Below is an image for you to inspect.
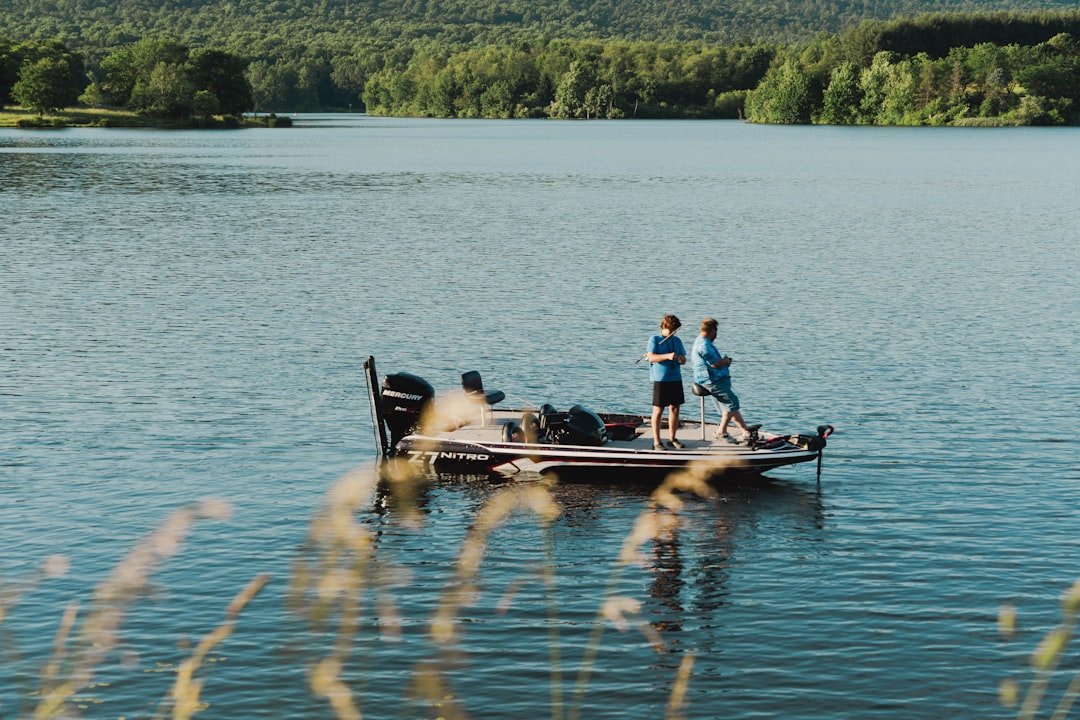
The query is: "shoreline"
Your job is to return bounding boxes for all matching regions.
[0,107,288,129]
[0,107,1046,129]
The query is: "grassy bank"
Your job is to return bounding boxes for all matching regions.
[0,106,273,128]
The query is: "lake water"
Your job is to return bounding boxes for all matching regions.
[1,116,1078,719]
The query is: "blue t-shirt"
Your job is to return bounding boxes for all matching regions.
[692,335,729,384]
[647,334,686,382]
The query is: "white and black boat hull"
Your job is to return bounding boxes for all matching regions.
[364,356,831,482]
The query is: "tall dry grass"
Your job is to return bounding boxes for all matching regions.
[7,448,1077,718]
[999,578,1080,720]
[0,500,238,718]
[3,445,734,719]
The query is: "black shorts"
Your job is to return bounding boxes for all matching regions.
[652,381,684,408]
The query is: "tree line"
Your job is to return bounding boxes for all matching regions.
[2,37,251,120]
[745,12,1080,124]
[2,9,1080,125]
[362,41,773,118]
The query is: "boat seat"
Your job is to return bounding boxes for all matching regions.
[691,384,762,442]
[462,370,505,427]
[538,403,558,435]
[521,412,542,443]
[691,382,711,440]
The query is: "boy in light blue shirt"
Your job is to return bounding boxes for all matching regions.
[645,314,687,450]
[691,317,753,442]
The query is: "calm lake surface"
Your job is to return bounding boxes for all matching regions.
[2,116,1078,719]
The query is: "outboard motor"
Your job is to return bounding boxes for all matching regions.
[555,405,606,446]
[381,372,435,450]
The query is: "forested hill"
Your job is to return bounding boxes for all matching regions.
[3,0,1079,53]
[5,0,1080,125]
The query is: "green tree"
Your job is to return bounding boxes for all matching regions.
[744,60,812,123]
[130,61,193,117]
[99,39,188,107]
[550,60,595,118]
[192,89,220,117]
[818,61,862,123]
[478,79,514,117]
[712,89,746,118]
[0,38,18,107]
[187,48,252,115]
[330,53,373,109]
[879,55,918,124]
[248,58,320,111]
[98,46,140,106]
[858,52,893,123]
[1010,93,1068,125]
[12,55,83,114]
[584,82,616,118]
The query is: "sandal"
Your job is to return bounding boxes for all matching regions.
[667,439,685,450]
[653,442,665,451]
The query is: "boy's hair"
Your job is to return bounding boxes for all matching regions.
[661,314,681,331]
[700,317,718,334]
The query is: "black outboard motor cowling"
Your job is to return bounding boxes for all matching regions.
[381,372,434,450]
[555,405,606,446]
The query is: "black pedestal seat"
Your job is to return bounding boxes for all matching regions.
[461,370,505,426]
[691,382,710,440]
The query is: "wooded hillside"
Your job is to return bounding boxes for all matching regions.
[3,1,1079,125]
[3,0,1078,53]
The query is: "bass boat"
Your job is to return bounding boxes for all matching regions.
[364,356,832,480]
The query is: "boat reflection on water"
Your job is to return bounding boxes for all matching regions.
[368,466,826,648]
[641,477,825,647]
[342,464,830,714]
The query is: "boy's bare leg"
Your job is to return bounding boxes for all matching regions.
[651,406,664,445]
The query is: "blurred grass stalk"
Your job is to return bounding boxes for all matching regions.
[289,466,383,720]
[7,393,753,719]
[569,460,725,720]
[28,499,234,719]
[1000,577,1080,720]
[167,572,270,720]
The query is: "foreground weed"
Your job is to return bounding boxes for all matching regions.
[5,434,745,718]
[568,459,724,720]
[165,572,270,720]
[418,481,562,717]
[288,467,380,719]
[31,499,233,719]
[1000,577,1080,719]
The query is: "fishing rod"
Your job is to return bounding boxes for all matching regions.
[728,359,817,365]
[635,355,816,367]
[634,328,680,364]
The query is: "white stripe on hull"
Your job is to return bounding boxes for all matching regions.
[400,434,818,477]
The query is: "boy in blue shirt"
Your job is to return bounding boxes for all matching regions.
[691,317,753,442]
[645,314,687,450]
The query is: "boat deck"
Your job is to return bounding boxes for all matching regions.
[398,407,820,477]
[443,408,765,453]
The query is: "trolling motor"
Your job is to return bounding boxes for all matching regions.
[771,424,833,452]
[814,424,834,481]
